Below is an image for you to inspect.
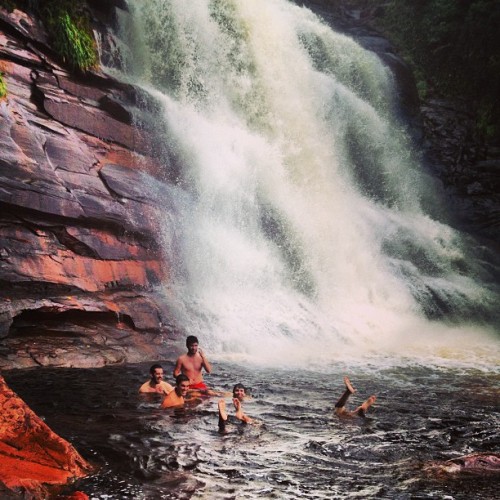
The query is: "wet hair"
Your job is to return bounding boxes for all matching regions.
[176,373,190,385]
[233,383,246,394]
[149,364,163,375]
[186,335,199,347]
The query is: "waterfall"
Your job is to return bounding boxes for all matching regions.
[109,0,499,367]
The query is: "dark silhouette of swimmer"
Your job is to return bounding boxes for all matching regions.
[334,376,376,418]
[218,383,253,433]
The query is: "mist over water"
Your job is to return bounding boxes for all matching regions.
[111,0,499,368]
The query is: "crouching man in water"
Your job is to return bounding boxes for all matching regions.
[334,376,377,418]
[139,364,174,394]
[161,374,191,408]
[218,383,254,433]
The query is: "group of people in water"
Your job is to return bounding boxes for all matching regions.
[139,335,377,431]
[138,336,500,475]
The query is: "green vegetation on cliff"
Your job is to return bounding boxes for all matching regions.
[0,72,6,99]
[332,0,500,141]
[40,0,98,71]
[378,0,499,140]
[0,0,98,71]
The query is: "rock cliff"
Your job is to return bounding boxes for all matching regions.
[0,3,175,370]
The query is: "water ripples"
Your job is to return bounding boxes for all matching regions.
[4,361,499,499]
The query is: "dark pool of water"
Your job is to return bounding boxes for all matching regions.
[4,361,499,499]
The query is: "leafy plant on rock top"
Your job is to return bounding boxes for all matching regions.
[40,0,98,71]
[0,0,98,72]
[0,72,7,99]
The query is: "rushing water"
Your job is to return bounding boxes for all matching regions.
[103,0,500,367]
[4,362,499,499]
[13,2,498,497]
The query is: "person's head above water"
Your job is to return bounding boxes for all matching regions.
[186,335,198,347]
[186,335,199,355]
[149,364,164,383]
[233,383,247,401]
[176,373,190,384]
[175,373,190,397]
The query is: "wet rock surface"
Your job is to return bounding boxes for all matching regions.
[420,100,500,243]
[0,4,176,369]
[0,375,92,497]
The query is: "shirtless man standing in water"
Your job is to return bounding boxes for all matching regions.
[173,336,212,392]
[334,376,377,418]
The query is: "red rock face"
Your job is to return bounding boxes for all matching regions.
[0,375,92,497]
[0,5,178,368]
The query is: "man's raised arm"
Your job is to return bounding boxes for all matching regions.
[199,349,212,374]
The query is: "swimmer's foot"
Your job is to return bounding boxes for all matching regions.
[359,395,377,413]
[344,376,356,394]
[233,398,253,424]
[233,398,243,419]
[218,399,228,421]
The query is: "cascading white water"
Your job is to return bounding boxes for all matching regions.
[110,0,499,367]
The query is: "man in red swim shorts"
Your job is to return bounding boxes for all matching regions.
[173,335,213,393]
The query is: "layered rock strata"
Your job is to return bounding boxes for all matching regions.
[0,5,175,369]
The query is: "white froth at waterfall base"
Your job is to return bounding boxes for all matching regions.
[111,0,499,370]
